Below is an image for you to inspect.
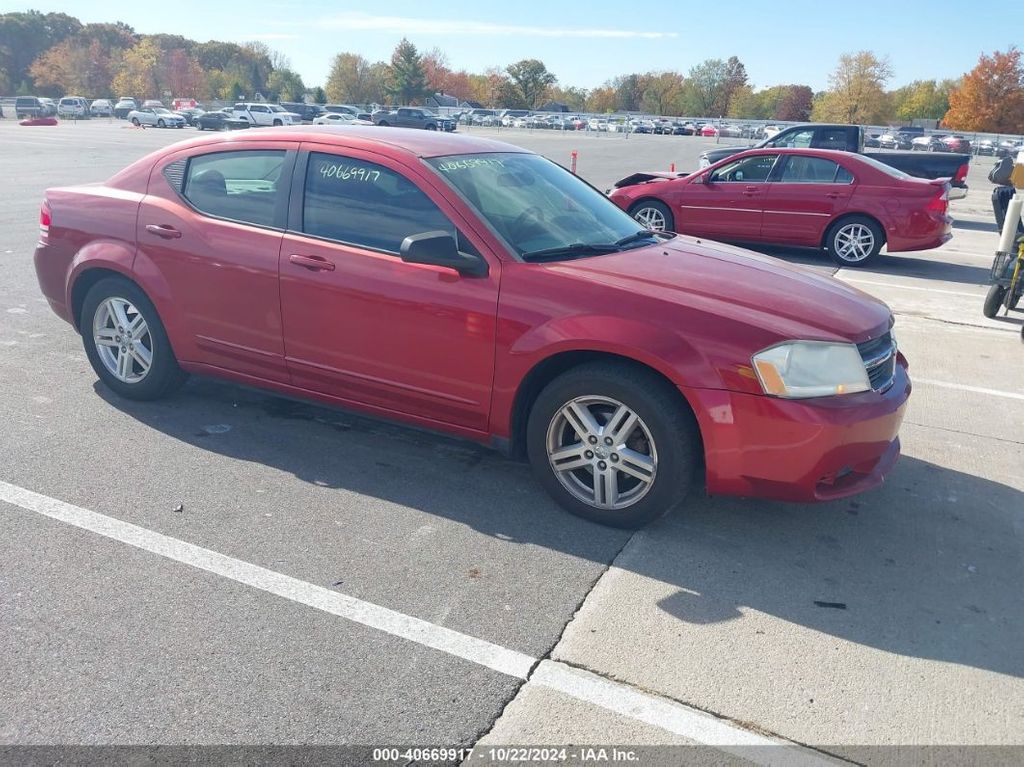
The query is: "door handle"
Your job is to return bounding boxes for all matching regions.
[289,254,336,272]
[742,186,760,196]
[145,224,182,239]
[825,192,842,199]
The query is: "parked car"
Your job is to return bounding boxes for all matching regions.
[941,135,971,153]
[996,139,1023,157]
[57,96,90,119]
[974,139,996,156]
[127,107,186,128]
[500,109,530,126]
[699,124,970,199]
[89,99,113,117]
[700,124,719,137]
[114,98,138,119]
[195,111,250,131]
[232,103,302,127]
[33,128,910,528]
[911,135,947,152]
[281,102,325,123]
[175,107,206,126]
[719,124,744,138]
[313,112,374,126]
[877,133,900,150]
[142,100,164,109]
[610,148,952,267]
[14,96,45,119]
[323,104,373,121]
[39,97,57,116]
[864,133,881,148]
[670,121,695,136]
[372,107,456,131]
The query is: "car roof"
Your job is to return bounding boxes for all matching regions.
[162,126,531,159]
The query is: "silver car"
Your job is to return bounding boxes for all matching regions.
[127,107,186,128]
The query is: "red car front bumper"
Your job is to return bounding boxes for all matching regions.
[683,360,910,502]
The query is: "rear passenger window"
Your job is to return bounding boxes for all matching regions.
[182,150,286,228]
[303,152,455,253]
[779,157,841,183]
[835,166,854,184]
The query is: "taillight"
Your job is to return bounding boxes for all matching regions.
[954,163,969,183]
[39,200,51,237]
[926,189,948,214]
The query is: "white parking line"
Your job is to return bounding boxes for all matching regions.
[0,479,534,680]
[0,478,837,761]
[839,277,982,298]
[533,662,843,765]
[914,378,1024,401]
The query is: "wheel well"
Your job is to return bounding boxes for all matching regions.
[507,350,702,460]
[70,268,137,331]
[822,213,887,249]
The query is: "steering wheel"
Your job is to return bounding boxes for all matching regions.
[513,205,546,233]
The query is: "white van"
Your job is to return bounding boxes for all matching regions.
[58,96,89,118]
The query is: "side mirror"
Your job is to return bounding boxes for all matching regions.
[400,231,488,277]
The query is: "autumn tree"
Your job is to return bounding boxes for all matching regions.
[325,52,377,103]
[386,38,429,104]
[421,47,453,95]
[944,48,1024,132]
[812,51,892,124]
[111,38,161,98]
[727,85,762,118]
[267,67,305,102]
[586,85,617,113]
[640,71,685,115]
[504,59,556,109]
[0,10,82,91]
[160,48,204,98]
[612,74,646,112]
[310,86,327,104]
[548,84,588,111]
[776,84,813,121]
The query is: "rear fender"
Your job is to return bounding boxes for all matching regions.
[66,240,136,328]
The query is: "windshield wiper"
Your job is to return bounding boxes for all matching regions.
[520,242,621,262]
[614,230,660,247]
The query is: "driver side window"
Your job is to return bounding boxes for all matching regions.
[710,154,779,183]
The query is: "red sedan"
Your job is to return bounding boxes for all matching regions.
[609,148,952,266]
[34,128,909,528]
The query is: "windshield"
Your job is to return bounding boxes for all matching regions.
[426,153,664,260]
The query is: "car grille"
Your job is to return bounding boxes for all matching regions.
[857,331,897,392]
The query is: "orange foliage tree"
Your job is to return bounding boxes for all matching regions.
[944,47,1024,132]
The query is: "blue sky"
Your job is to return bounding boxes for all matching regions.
[9,1,1022,91]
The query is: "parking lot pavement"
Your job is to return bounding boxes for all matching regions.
[1,119,1022,760]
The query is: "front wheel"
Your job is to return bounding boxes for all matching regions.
[273,119,282,126]
[629,200,674,232]
[526,361,700,528]
[80,277,187,401]
[826,216,884,267]
[983,285,1007,318]
[157,119,165,128]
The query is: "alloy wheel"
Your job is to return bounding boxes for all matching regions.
[634,206,667,231]
[93,297,153,384]
[545,395,658,510]
[833,223,875,263]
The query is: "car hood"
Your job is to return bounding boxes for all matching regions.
[546,236,891,343]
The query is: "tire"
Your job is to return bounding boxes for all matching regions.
[80,277,187,401]
[379,121,389,127]
[983,285,1007,318]
[825,215,884,267]
[426,123,437,131]
[131,117,140,126]
[157,119,165,128]
[526,361,700,528]
[629,200,674,232]
[273,119,282,126]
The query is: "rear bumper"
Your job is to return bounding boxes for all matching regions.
[683,361,910,503]
[887,213,953,252]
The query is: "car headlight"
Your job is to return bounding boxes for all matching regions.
[752,341,870,399]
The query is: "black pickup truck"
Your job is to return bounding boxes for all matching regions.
[699,124,970,199]
[372,107,456,132]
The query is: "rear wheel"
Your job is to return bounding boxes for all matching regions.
[378,121,389,127]
[426,123,437,131]
[526,361,700,528]
[80,277,187,401]
[826,216,884,267]
[131,117,140,126]
[157,119,165,128]
[629,200,674,232]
